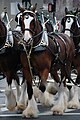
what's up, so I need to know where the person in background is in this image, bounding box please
[1,7,13,47]
[22,0,31,9]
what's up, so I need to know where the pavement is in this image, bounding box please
[0,105,80,120]
[0,75,80,120]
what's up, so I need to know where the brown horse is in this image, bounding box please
[0,19,7,48]
[61,7,80,109]
[15,4,75,117]
[15,4,60,85]
[0,18,24,111]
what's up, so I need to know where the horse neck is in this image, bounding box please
[33,20,43,46]
[72,24,80,46]
[0,20,7,48]
[45,22,53,33]
[0,20,7,34]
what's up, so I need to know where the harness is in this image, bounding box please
[49,32,67,64]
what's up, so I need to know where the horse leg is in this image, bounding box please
[67,55,80,109]
[17,80,27,113]
[47,66,61,95]
[20,55,39,118]
[22,71,39,118]
[51,80,68,115]
[68,71,80,109]
[5,72,16,111]
[61,62,79,110]
[51,65,68,115]
[38,69,54,106]
[13,73,28,112]
[62,61,80,109]
[13,73,21,102]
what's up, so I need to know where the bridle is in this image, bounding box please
[64,28,80,37]
[22,11,37,34]
[21,11,44,45]
[23,28,35,35]
[64,15,80,38]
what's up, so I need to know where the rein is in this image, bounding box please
[23,28,35,34]
[21,39,34,80]
[22,29,43,47]
[65,28,80,37]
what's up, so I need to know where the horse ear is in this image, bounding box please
[74,8,78,15]
[17,3,25,12]
[65,7,68,14]
[31,3,37,12]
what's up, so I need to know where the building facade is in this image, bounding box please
[0,0,80,28]
[0,0,43,28]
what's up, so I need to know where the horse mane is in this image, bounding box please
[0,19,7,48]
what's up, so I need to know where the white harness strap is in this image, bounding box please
[41,13,48,46]
[1,12,14,46]
[66,14,78,18]
[77,20,80,28]
[41,27,48,46]
[6,16,14,47]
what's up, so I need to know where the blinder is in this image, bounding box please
[61,15,77,25]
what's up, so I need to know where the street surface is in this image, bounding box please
[0,74,80,120]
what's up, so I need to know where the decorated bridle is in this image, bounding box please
[21,10,49,47]
[63,14,80,37]
[21,10,36,34]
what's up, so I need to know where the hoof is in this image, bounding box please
[15,108,23,114]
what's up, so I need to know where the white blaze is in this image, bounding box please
[65,17,74,37]
[24,16,34,42]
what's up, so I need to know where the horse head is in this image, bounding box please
[16,3,44,47]
[61,7,80,34]
[61,7,80,46]
[16,3,53,47]
[15,3,37,26]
